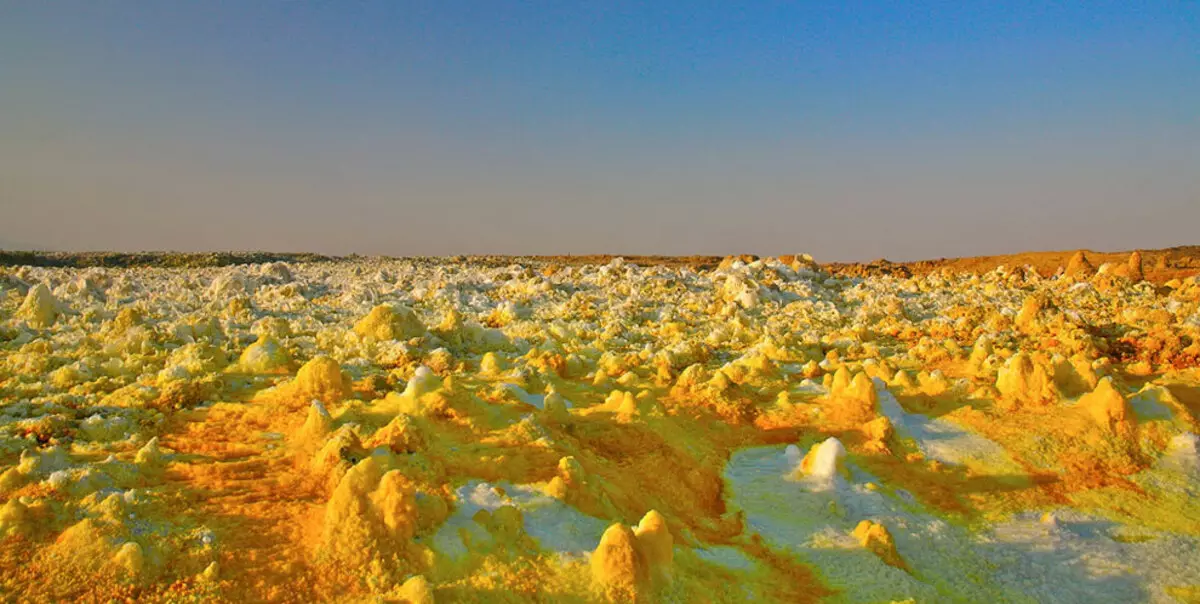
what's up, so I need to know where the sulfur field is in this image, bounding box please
[2,250,1200,603]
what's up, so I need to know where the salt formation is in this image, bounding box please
[995,352,1058,409]
[17,283,61,327]
[824,369,878,424]
[295,399,333,449]
[354,303,425,341]
[1065,250,1095,277]
[319,457,422,570]
[2,251,1199,601]
[852,520,906,570]
[234,335,292,373]
[547,456,617,517]
[591,510,673,601]
[793,437,848,482]
[293,355,350,404]
[861,416,895,454]
[1077,377,1134,436]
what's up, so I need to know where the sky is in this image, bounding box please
[1,2,1197,261]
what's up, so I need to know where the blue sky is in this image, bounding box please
[1,2,1196,260]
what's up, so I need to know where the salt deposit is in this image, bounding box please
[1,254,1198,601]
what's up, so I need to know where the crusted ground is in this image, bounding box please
[1,250,1199,602]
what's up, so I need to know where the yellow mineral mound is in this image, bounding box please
[17,283,60,327]
[234,335,293,373]
[370,470,419,538]
[967,336,994,375]
[590,511,673,603]
[50,518,114,573]
[1052,355,1100,397]
[312,426,368,487]
[403,365,443,399]
[547,455,584,501]
[1077,377,1134,436]
[801,359,823,378]
[995,352,1058,410]
[827,369,878,424]
[367,414,424,454]
[1065,250,1095,277]
[320,458,420,568]
[134,437,168,478]
[294,400,334,450]
[112,541,145,577]
[395,575,435,604]
[108,307,143,334]
[852,520,907,570]
[0,499,30,538]
[787,253,819,272]
[547,456,616,517]
[591,523,648,601]
[354,303,425,341]
[917,370,952,397]
[795,437,848,481]
[542,388,571,421]
[295,356,351,404]
[890,369,918,390]
[1127,251,1145,282]
[1015,295,1044,333]
[633,509,673,583]
[862,416,894,454]
[601,389,640,417]
[670,364,710,394]
[480,351,506,376]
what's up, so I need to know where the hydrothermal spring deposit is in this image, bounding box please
[1,252,1199,602]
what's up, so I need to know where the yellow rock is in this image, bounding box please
[296,400,334,450]
[830,366,852,393]
[1066,250,1095,277]
[1015,295,1043,333]
[862,416,894,446]
[17,283,59,327]
[852,520,906,570]
[0,499,29,537]
[827,371,877,424]
[403,366,442,399]
[235,335,292,373]
[295,356,351,404]
[53,518,112,571]
[891,370,917,390]
[801,360,823,378]
[354,303,426,341]
[591,523,649,601]
[480,351,505,376]
[368,414,424,454]
[113,541,145,577]
[1127,251,1144,282]
[321,458,419,567]
[796,437,848,480]
[397,575,435,604]
[135,437,167,473]
[1077,377,1134,435]
[918,370,951,397]
[1053,355,1099,397]
[995,352,1058,409]
[199,561,220,582]
[370,470,418,540]
[633,509,673,580]
[967,336,993,374]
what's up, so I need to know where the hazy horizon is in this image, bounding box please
[3,3,1197,262]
